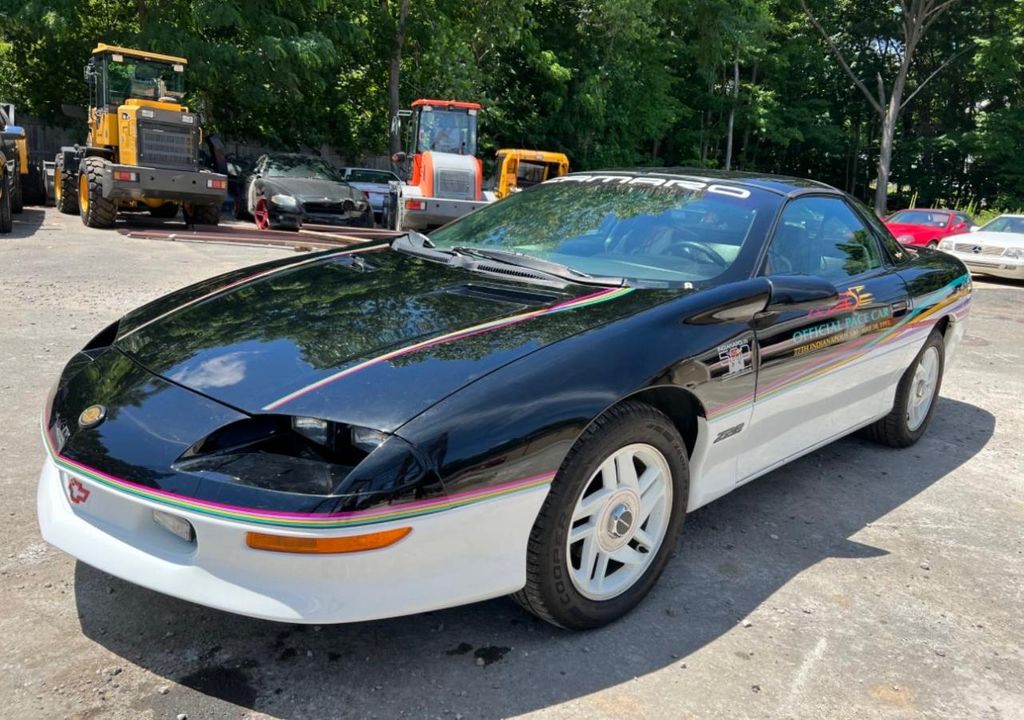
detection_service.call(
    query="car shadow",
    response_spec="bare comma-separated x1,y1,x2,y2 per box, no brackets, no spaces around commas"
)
73,397,994,718
8,206,46,238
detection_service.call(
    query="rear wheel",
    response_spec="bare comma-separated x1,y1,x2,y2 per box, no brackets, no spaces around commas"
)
863,330,945,447
183,202,220,226
0,169,12,233
513,401,688,629
78,157,117,228
55,155,79,215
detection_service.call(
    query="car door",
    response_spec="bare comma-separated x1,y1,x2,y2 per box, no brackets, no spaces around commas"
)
247,155,267,213
737,194,911,481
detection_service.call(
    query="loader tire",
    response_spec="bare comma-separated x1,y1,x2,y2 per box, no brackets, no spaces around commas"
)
78,157,117,228
0,168,12,233
11,166,23,214
183,202,221,226
55,155,79,215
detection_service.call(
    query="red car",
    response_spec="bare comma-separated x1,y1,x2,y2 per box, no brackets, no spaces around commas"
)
884,208,975,248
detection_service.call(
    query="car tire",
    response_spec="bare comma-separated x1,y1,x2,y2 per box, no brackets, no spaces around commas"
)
184,203,221,226
78,157,117,228
55,155,79,215
0,169,12,233
512,401,689,630
863,330,945,448
927,240,938,248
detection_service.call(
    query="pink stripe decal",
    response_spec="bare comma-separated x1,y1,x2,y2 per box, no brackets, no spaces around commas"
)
262,286,634,410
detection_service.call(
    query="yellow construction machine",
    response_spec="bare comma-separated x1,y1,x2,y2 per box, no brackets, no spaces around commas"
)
492,149,569,199
55,44,227,227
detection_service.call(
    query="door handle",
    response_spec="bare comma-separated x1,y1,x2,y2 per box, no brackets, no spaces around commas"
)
891,300,910,317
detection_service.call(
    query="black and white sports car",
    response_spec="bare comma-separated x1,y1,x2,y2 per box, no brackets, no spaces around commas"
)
244,153,372,231
39,170,971,629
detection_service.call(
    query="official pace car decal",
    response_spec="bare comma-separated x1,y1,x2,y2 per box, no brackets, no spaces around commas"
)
262,285,636,410
42,420,555,529
707,273,971,421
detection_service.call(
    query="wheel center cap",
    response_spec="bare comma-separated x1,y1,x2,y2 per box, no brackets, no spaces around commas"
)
598,491,640,551
608,504,634,539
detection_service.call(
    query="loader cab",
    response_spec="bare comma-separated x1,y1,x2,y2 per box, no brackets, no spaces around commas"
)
410,100,479,157
85,45,186,112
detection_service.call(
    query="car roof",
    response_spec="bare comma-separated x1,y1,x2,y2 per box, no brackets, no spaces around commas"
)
582,168,838,197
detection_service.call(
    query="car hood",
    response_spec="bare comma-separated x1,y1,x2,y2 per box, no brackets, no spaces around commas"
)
959,231,1024,248
114,247,647,432
263,177,360,203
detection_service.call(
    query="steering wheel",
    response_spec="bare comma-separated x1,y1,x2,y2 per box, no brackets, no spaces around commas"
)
670,239,729,268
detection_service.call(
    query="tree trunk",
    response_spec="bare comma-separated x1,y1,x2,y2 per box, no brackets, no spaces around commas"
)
874,56,911,214
724,58,739,171
387,0,411,158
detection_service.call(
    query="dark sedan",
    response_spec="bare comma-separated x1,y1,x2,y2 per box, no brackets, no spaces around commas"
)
39,170,971,629
244,153,372,231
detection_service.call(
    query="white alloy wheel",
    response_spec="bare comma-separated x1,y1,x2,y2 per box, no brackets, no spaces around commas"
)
566,443,673,601
907,345,940,431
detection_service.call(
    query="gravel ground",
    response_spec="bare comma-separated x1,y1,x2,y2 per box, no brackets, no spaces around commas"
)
1,206,1022,720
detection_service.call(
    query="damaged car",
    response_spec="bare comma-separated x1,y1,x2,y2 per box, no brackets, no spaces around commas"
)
39,170,971,629
244,153,372,231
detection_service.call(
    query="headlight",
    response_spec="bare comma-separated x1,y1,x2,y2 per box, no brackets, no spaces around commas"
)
1004,247,1023,259
271,194,299,210
938,239,955,251
351,426,389,452
896,234,915,244
291,416,329,445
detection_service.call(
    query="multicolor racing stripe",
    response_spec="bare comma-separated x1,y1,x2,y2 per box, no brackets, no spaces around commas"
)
42,422,554,529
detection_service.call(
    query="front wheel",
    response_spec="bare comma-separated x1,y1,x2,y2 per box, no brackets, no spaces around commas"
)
863,330,945,447
79,157,117,228
513,401,688,630
55,155,79,215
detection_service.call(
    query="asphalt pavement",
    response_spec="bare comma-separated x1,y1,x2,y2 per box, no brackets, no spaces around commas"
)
1,206,1021,719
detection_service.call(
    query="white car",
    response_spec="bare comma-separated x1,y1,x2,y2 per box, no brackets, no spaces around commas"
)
938,214,1024,280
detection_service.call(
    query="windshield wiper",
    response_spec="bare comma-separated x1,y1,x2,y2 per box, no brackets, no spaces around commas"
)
452,246,624,287
391,232,622,287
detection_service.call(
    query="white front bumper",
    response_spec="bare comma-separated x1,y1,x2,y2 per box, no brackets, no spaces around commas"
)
37,456,548,623
943,250,1024,279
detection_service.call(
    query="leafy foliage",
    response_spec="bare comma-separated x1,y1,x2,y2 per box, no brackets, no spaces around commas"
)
0,0,1020,209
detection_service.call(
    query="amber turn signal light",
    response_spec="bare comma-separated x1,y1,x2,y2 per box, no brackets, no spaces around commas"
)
245,527,411,554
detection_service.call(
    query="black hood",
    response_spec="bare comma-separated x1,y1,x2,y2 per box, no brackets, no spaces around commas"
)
113,247,650,432
261,177,361,204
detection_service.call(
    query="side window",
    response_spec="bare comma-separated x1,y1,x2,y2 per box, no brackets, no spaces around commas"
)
764,196,885,279
852,196,911,265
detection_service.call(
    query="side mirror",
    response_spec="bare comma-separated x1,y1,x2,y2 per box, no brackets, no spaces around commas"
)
1,125,25,140
765,275,839,313
391,151,407,164
969,225,979,233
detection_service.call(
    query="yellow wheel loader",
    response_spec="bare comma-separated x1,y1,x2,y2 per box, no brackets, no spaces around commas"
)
55,44,227,228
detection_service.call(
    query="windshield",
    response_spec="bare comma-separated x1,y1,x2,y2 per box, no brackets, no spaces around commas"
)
429,175,779,285
265,156,344,182
980,215,1024,233
104,55,185,104
887,210,949,228
346,169,399,183
416,108,478,156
